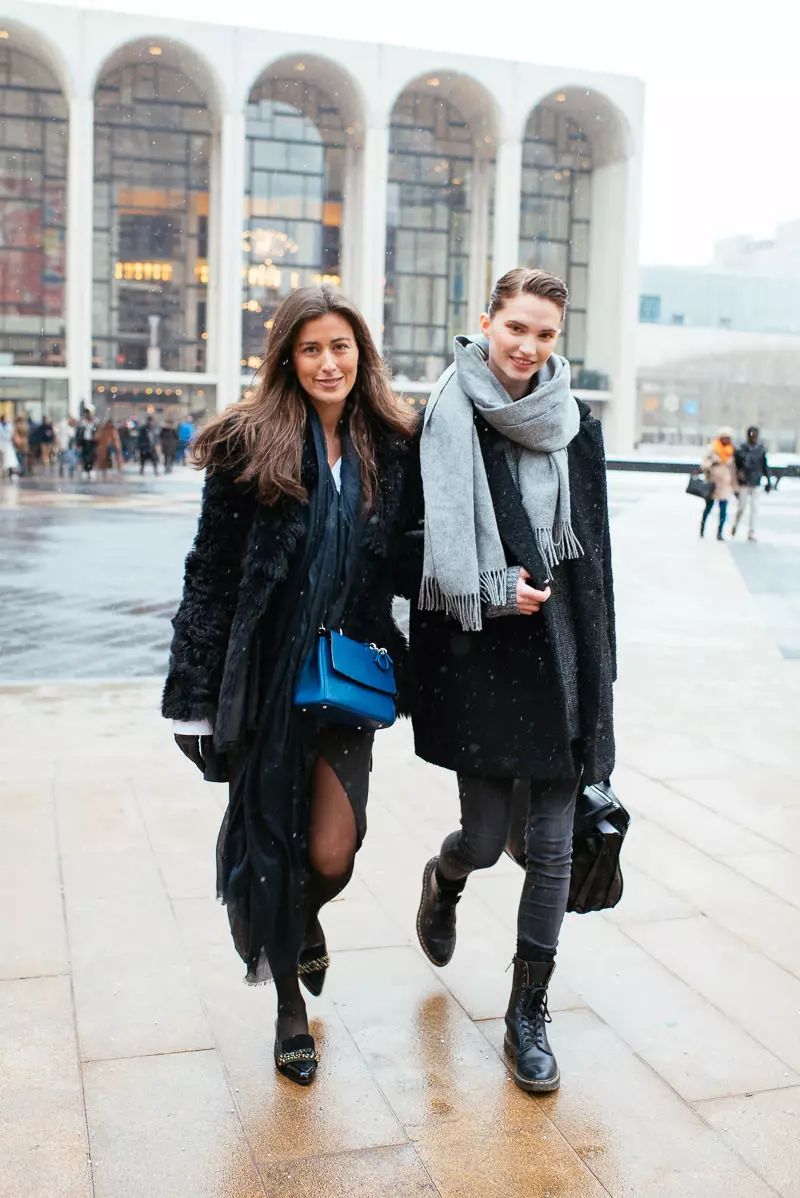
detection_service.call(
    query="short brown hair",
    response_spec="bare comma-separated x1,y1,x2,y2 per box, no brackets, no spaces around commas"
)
487,267,569,319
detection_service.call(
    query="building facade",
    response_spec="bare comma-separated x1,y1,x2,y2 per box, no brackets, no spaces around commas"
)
637,226,800,451
0,2,644,449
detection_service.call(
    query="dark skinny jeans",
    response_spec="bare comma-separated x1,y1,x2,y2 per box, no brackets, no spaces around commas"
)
437,773,581,961
701,497,728,537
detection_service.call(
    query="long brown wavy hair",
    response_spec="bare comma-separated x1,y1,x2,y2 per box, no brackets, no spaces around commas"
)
193,285,417,507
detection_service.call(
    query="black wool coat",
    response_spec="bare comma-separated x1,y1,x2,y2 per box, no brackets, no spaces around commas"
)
162,426,416,748
407,400,616,785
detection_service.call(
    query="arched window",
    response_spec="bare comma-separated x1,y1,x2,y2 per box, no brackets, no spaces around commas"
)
241,75,346,370
0,43,67,366
93,57,211,372
520,104,592,370
385,88,472,383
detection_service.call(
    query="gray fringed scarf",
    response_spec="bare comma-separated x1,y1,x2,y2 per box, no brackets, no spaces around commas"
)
419,336,582,632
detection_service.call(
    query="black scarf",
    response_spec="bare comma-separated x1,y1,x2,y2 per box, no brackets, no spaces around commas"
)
217,408,362,984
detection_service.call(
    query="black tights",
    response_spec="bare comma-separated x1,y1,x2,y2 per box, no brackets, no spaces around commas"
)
275,755,357,1040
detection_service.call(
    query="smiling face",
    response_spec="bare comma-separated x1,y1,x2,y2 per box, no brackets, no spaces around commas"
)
292,312,360,413
479,293,564,400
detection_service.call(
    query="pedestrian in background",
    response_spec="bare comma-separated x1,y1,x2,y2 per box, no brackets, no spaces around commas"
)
410,267,616,1094
177,415,194,465
96,418,123,477
39,416,56,471
700,426,737,540
160,420,179,472
163,285,417,1086
732,425,770,542
56,415,76,478
0,413,19,479
12,414,30,476
75,413,98,477
137,416,159,475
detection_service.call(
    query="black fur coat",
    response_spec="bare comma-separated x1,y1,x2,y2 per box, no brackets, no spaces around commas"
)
162,426,416,747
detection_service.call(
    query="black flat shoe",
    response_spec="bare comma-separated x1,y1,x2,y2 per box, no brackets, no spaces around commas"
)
416,856,464,967
274,1030,319,1086
298,914,329,998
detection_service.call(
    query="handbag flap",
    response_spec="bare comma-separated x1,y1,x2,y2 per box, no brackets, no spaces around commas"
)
328,631,396,696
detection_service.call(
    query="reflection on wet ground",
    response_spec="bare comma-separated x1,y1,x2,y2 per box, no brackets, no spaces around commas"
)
1,471,799,1194
1,470,797,679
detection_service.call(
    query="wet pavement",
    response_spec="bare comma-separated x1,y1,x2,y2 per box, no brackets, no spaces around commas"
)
2,467,798,680
1,467,800,1196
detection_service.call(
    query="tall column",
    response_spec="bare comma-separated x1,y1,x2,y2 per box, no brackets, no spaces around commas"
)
66,95,94,418
491,137,523,281
340,139,361,295
585,155,641,454
467,156,491,330
356,123,389,352
215,109,246,411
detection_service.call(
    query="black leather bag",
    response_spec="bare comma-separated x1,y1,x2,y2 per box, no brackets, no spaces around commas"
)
505,779,630,913
686,474,714,501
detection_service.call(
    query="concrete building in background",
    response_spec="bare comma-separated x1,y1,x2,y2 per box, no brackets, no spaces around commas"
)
0,2,643,449
637,222,800,451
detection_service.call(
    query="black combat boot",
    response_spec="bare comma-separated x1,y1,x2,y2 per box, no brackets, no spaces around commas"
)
504,957,560,1093
415,856,465,967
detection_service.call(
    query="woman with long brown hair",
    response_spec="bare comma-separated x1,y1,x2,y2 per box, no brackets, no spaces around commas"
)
163,285,417,1085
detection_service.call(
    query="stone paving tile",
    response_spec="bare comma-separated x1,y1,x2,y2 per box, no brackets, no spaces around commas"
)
321,874,410,954
624,914,800,1074
696,1088,800,1198
625,816,800,981
65,887,213,1062
0,782,68,981
83,1049,265,1198
722,850,800,910
172,896,410,1164
134,777,223,900
0,975,90,1197
603,861,697,924
556,915,799,1103
0,852,68,981
479,1010,779,1197
611,764,783,858
257,1144,440,1197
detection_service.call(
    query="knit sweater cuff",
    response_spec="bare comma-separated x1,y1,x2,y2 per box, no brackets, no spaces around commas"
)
485,567,522,619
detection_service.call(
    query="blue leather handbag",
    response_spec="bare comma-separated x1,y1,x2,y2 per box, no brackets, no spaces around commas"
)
293,628,397,730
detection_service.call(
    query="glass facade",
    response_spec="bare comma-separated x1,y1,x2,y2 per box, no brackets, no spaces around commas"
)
91,379,214,423
0,375,68,420
520,105,592,369
241,77,345,370
0,46,67,367
92,60,211,372
385,89,472,383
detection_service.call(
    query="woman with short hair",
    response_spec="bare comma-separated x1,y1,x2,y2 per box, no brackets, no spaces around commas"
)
410,267,616,1094
163,286,417,1085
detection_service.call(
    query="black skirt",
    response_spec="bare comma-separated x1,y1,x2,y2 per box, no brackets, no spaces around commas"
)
220,718,374,984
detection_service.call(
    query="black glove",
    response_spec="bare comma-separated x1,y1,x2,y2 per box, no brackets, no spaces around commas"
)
174,734,228,782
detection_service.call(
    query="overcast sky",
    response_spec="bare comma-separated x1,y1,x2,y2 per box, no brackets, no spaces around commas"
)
42,0,800,266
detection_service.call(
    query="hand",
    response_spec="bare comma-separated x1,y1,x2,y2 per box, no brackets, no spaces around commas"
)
175,734,206,773
517,568,552,616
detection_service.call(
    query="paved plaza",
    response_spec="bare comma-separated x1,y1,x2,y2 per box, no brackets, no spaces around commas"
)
1,467,800,1196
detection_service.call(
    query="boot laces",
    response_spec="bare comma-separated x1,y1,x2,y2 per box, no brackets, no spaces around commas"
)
519,985,552,1050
